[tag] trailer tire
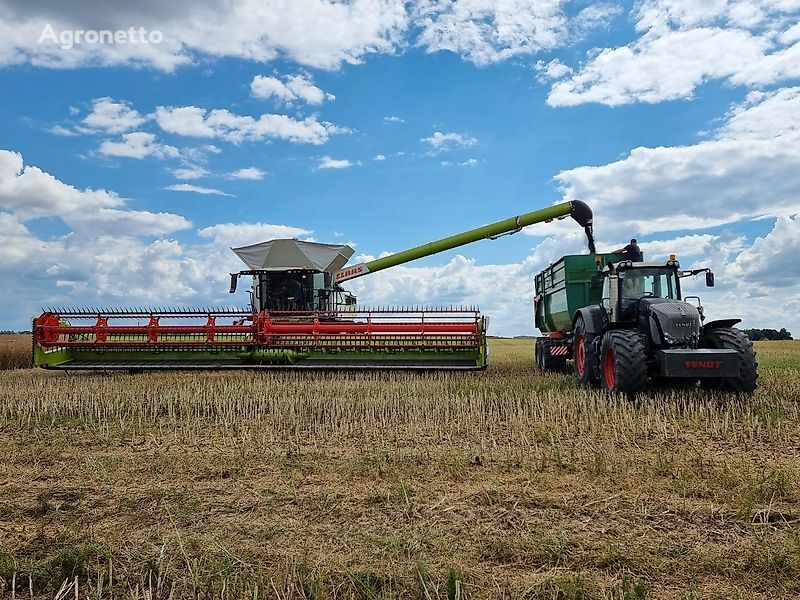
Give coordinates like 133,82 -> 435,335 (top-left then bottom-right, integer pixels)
535,338 -> 544,370
535,337 -> 567,372
573,316 -> 598,386
535,337 -> 548,370
700,327 -> 758,394
600,330 -> 647,398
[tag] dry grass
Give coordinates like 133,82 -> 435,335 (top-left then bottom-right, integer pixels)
0,339 -> 799,599
0,334 -> 31,370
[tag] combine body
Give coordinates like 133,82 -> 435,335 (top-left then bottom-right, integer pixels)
34,200 -> 594,371
533,254 -> 758,395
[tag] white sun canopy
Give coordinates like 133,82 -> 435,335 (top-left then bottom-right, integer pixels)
231,239 -> 355,273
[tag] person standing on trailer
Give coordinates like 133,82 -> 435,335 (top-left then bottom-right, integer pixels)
614,239 -> 643,262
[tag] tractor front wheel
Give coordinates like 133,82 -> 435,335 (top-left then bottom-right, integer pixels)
573,316 -> 598,386
600,330 -> 647,398
701,327 -> 758,393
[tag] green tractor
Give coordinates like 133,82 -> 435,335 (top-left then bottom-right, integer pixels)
534,255 -> 757,396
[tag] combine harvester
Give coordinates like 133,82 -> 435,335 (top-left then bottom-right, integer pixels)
33,201 -> 595,371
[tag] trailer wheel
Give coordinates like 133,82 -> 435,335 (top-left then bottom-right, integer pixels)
535,337 -> 546,370
573,316 -> 598,386
700,327 -> 758,393
600,330 -> 647,397
535,337 -> 567,372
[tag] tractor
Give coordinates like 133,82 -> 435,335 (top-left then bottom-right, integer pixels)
535,255 -> 757,395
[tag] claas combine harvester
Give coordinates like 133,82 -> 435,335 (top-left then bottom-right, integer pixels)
33,200 -> 596,371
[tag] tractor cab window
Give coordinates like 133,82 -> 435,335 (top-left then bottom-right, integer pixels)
618,267 -> 679,318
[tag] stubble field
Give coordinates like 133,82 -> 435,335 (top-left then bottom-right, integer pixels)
0,335 -> 799,599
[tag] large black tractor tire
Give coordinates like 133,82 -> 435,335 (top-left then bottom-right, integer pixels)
573,316 -> 599,386
600,330 -> 647,397
535,337 -> 567,372
700,327 -> 758,393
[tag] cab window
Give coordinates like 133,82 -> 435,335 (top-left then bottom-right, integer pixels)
618,268 -> 679,301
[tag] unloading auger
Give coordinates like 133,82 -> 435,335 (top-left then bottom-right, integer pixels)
33,200 -> 594,371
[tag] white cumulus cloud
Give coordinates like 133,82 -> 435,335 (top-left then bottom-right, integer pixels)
251,73 -> 334,104
421,131 -> 478,153
165,183 -> 234,196
0,0 -> 409,71
82,97 -> 149,133
99,132 -> 180,159
155,105 -> 338,145
229,167 -> 266,180
318,156 -> 360,169
546,1 -> 800,107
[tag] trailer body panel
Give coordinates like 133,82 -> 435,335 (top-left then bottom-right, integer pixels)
534,253 -> 627,334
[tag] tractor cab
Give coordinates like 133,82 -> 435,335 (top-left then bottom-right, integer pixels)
597,258 -> 718,351
601,260 -> 683,323
599,259 -> 715,325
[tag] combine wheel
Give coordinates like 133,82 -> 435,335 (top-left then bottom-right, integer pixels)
573,316 -> 598,386
600,330 -> 647,397
701,327 -> 758,393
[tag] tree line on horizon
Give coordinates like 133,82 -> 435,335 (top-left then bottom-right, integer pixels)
743,328 -> 793,341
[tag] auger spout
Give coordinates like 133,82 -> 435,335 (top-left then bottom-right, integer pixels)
334,200 -> 595,283
568,199 -> 596,254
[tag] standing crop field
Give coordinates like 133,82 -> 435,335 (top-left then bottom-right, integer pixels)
1,339 -> 799,599
0,334 -> 31,370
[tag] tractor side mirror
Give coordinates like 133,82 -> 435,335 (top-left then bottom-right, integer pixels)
705,271 -> 715,287
229,273 -> 238,294
590,275 -> 603,289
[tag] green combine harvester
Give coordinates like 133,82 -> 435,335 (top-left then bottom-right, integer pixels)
533,253 -> 758,395
34,200 -> 596,371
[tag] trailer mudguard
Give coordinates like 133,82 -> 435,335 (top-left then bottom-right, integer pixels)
573,306 -> 605,335
703,319 -> 742,330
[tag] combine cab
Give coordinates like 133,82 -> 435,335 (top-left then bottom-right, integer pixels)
34,200 -> 595,371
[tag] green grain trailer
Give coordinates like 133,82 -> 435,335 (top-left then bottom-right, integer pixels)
533,253 -> 625,369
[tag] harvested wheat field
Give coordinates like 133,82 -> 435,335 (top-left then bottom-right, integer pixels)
0,338 -> 799,599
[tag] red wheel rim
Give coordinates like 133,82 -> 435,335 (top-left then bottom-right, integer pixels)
603,348 -> 616,388
575,334 -> 585,376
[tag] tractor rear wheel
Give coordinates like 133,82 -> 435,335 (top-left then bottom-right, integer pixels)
700,327 -> 758,393
600,330 -> 647,397
573,316 -> 598,386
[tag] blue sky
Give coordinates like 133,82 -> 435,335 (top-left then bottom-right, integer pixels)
0,0 -> 798,335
